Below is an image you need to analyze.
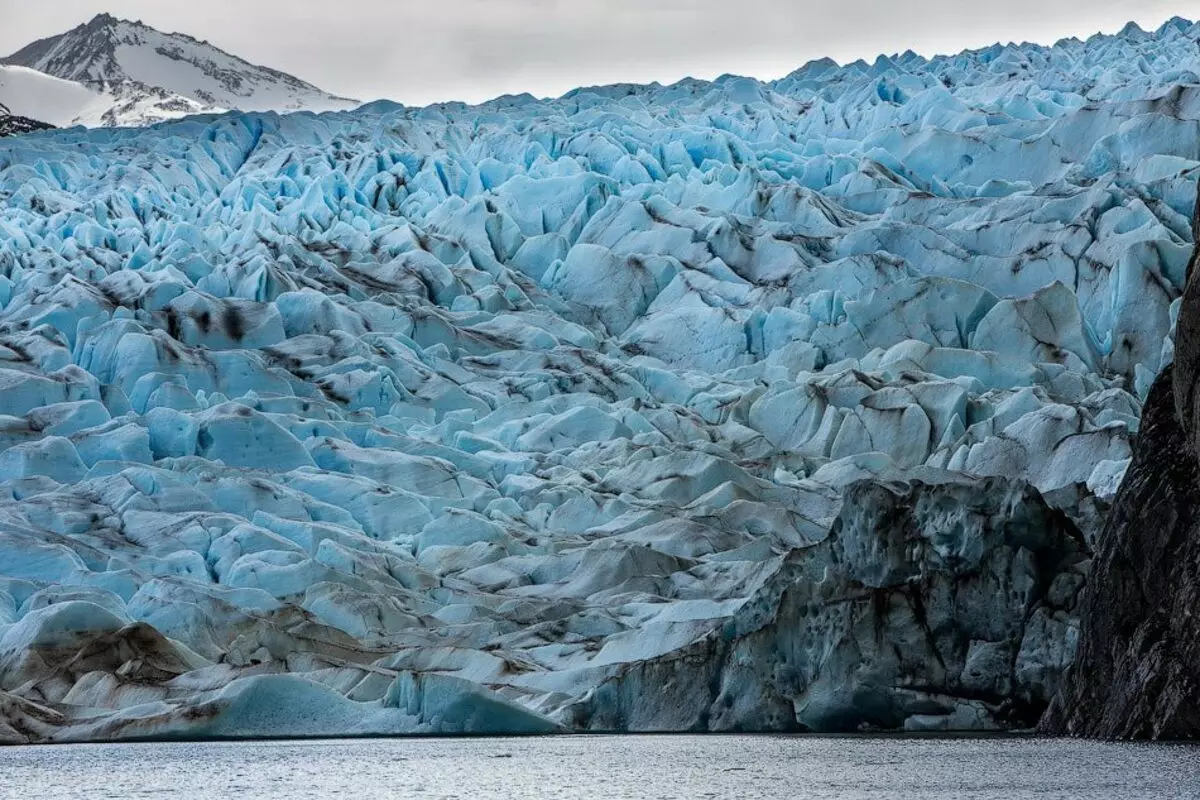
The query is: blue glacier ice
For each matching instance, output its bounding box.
[0,19,1197,740]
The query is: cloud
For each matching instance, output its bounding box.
[0,0,1195,105]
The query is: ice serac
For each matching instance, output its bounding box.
[0,19,1197,741]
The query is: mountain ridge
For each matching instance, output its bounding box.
[0,13,357,128]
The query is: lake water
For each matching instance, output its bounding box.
[1,735,1197,799]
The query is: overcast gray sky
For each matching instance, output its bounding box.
[0,1,1195,106]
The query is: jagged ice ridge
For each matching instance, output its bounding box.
[0,18,1197,741]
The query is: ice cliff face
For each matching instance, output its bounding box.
[0,19,1197,741]
[0,14,357,128]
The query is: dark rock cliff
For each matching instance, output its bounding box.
[1040,367,1200,738]
[1041,188,1200,739]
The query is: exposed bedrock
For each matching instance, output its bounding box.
[0,112,53,138]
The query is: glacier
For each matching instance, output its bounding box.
[0,18,1197,741]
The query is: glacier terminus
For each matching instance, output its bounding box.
[0,18,1198,742]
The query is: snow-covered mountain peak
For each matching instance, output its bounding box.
[2,12,358,115]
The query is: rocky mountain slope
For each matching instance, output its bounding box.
[0,14,357,128]
[0,19,1196,741]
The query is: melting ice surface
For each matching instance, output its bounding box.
[1,19,1199,740]
[2,736,1199,799]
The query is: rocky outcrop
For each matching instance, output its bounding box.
[0,105,52,138]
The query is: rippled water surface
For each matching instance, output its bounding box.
[2,736,1198,799]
